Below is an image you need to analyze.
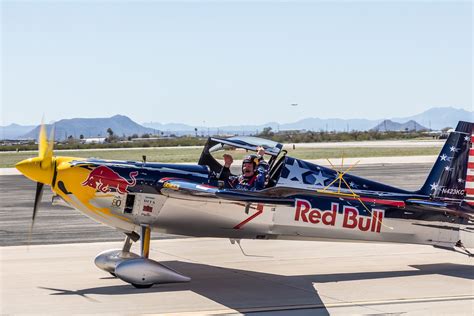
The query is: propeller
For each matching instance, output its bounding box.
[38,121,54,169]
[16,123,55,231]
[32,182,44,230]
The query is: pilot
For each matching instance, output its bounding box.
[219,146,269,190]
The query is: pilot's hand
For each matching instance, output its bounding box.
[223,154,233,168]
[256,146,265,158]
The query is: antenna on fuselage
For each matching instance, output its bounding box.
[229,239,272,258]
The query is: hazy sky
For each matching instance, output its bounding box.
[1,1,472,126]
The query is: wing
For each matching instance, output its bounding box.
[159,179,404,206]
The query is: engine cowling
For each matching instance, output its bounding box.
[94,249,140,274]
[115,258,190,286]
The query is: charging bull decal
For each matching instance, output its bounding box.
[82,166,138,194]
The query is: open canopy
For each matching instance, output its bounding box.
[198,136,283,175]
[208,136,283,156]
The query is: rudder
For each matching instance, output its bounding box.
[419,121,473,201]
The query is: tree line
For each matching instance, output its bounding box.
[1,126,441,152]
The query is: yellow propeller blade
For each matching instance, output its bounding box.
[38,124,54,169]
[15,121,55,186]
[38,124,48,161]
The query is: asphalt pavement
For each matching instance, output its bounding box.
[2,238,472,315]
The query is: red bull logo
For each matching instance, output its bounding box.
[82,166,138,194]
[294,199,384,233]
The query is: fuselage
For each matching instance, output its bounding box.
[47,156,473,249]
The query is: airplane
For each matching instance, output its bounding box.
[15,121,474,288]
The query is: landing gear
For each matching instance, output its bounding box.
[128,225,153,288]
[140,224,151,259]
[132,283,153,289]
[94,235,140,274]
[115,225,191,287]
[95,226,191,287]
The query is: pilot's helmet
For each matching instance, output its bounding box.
[242,154,259,171]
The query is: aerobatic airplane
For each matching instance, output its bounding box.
[16,121,474,288]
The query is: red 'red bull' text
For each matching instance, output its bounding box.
[294,199,383,233]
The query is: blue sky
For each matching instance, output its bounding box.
[1,1,472,126]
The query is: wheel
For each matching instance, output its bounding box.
[109,272,116,277]
[131,283,153,289]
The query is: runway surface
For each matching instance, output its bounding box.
[1,239,473,315]
[0,163,432,246]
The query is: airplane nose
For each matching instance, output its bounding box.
[16,157,53,185]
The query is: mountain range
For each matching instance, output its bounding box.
[143,106,471,133]
[16,115,155,141]
[1,107,472,140]
[371,120,428,132]
[0,123,36,140]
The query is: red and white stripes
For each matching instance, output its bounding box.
[466,133,474,205]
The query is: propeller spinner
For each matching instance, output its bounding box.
[16,124,55,229]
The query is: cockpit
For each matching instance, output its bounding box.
[198,136,287,188]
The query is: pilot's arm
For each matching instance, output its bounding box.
[218,154,233,181]
[253,157,269,190]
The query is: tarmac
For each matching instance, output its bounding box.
[1,239,473,315]
[1,159,473,315]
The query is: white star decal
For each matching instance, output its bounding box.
[449,146,460,153]
[284,159,306,182]
[430,182,439,191]
[349,181,359,188]
[458,178,465,183]
[465,136,470,142]
[362,184,368,189]
[313,171,328,186]
[440,154,448,161]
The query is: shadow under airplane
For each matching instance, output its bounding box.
[39,261,474,315]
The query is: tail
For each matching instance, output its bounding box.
[418,121,473,203]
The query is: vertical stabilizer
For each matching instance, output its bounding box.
[419,121,473,201]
